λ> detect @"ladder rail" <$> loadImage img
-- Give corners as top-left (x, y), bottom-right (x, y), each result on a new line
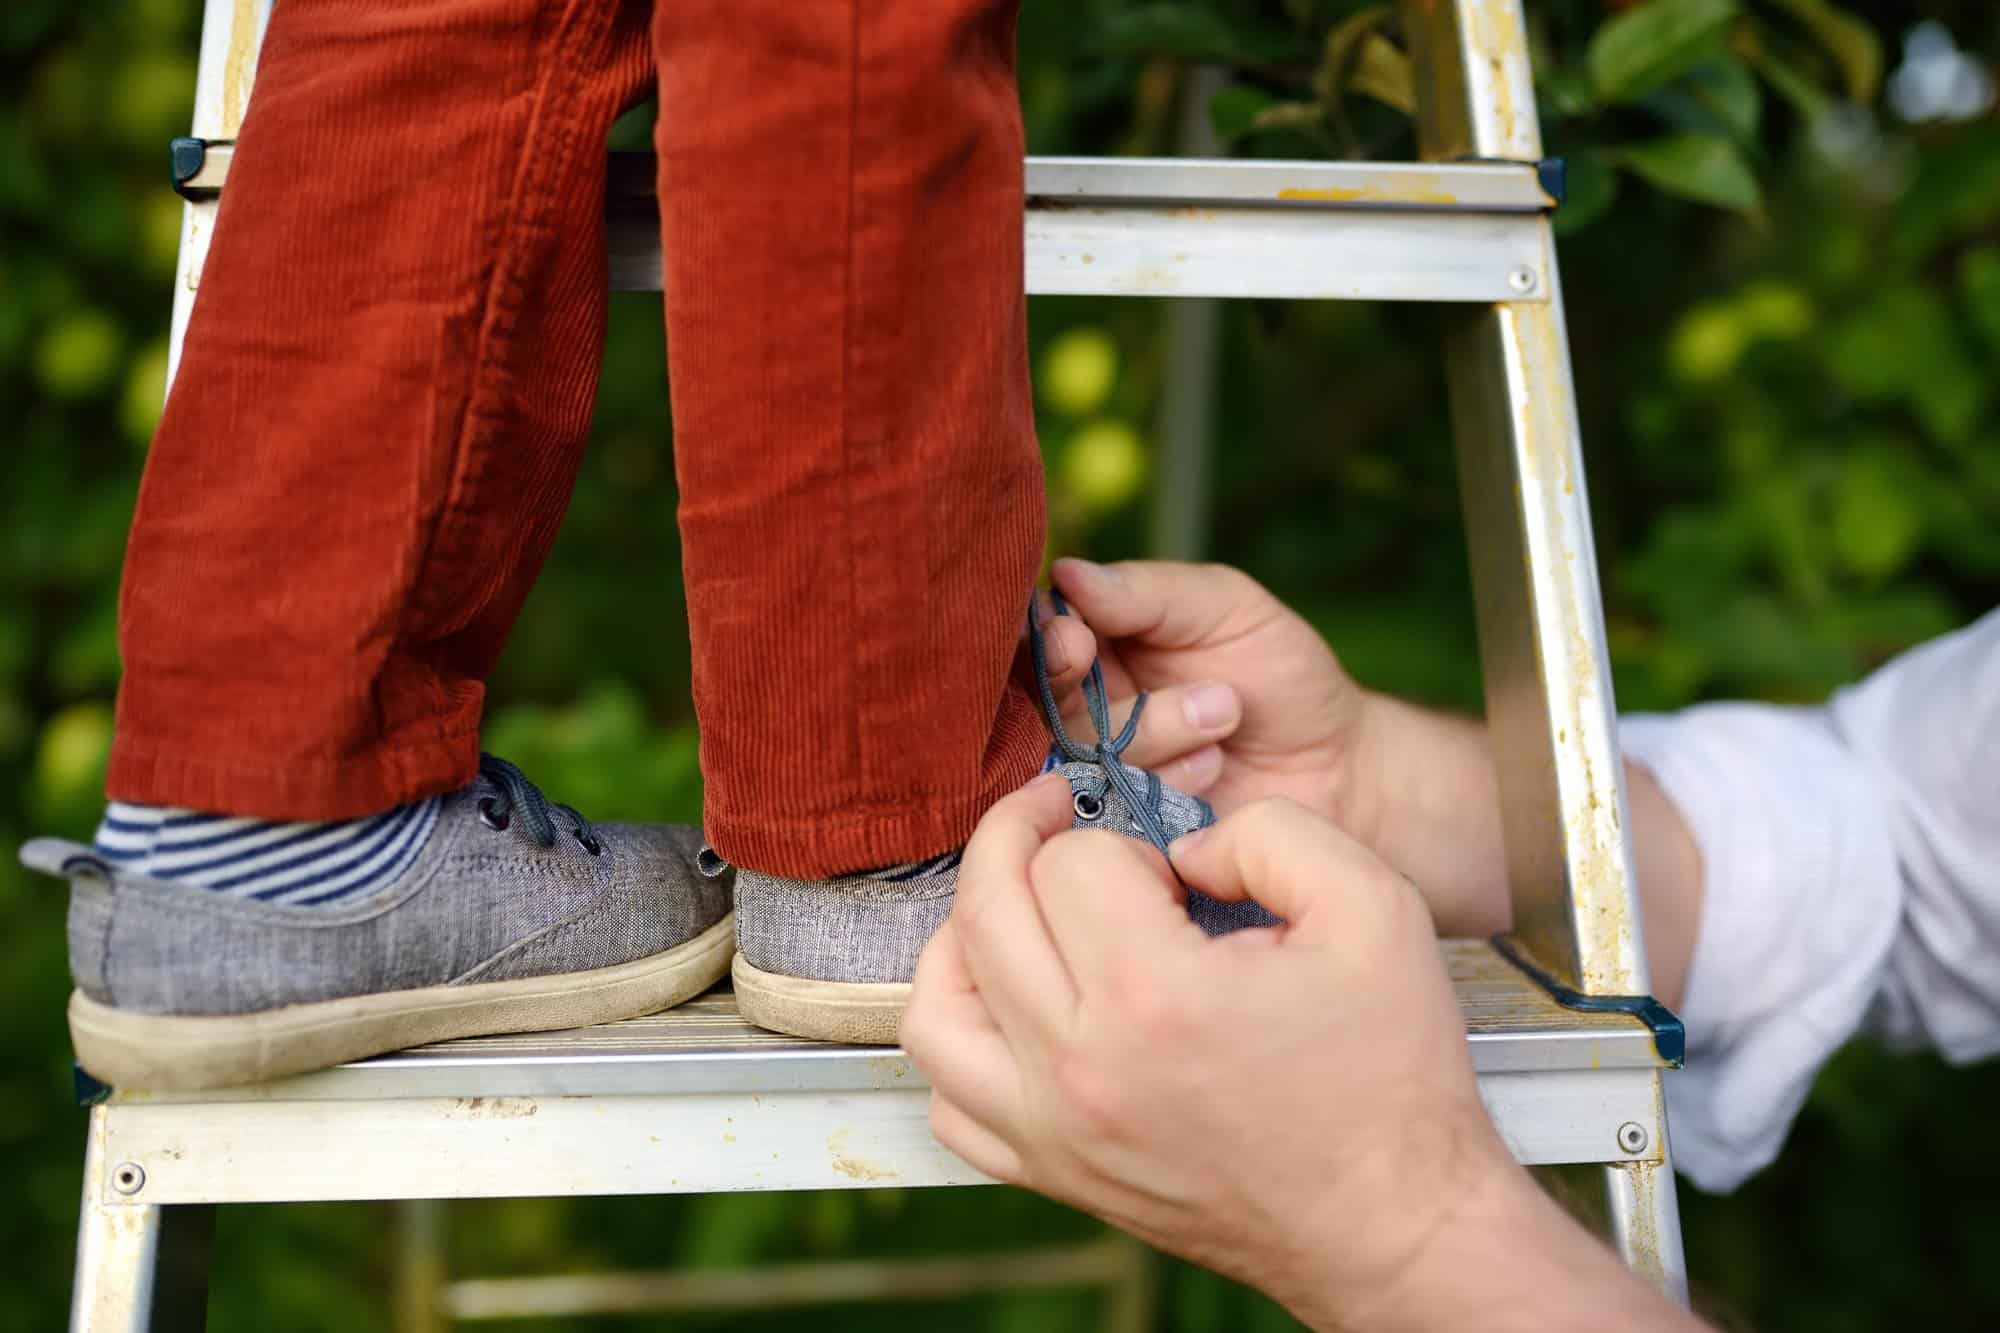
top-left (1402, 0), bottom-right (1688, 1299)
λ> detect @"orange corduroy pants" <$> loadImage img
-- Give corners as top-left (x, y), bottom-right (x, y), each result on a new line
top-left (105, 0), bottom-right (1049, 878)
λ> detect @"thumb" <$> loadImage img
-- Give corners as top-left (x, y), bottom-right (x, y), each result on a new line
top-left (1051, 557), bottom-right (1256, 647)
top-left (1169, 797), bottom-right (1411, 936)
top-left (959, 770), bottom-right (1079, 891)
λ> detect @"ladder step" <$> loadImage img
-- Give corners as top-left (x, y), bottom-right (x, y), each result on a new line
top-left (88, 942), bottom-right (1665, 1207)
top-left (173, 142), bottom-right (1555, 304)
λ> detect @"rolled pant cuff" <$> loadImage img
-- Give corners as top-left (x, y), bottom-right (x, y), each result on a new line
top-left (704, 725), bottom-right (1047, 880)
top-left (104, 732), bottom-right (481, 822)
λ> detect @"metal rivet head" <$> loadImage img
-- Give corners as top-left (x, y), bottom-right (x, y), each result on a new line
top-left (1507, 266), bottom-right (1538, 294)
top-left (1073, 791), bottom-right (1104, 821)
top-left (111, 1163), bottom-right (146, 1195)
top-left (1616, 1122), bottom-right (1649, 1155)
top-left (477, 798), bottom-right (510, 832)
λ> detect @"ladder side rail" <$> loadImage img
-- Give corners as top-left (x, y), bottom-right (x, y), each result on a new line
top-left (1400, 0), bottom-right (1650, 1004)
top-left (167, 0), bottom-right (273, 386)
top-left (1400, 0), bottom-right (1689, 1302)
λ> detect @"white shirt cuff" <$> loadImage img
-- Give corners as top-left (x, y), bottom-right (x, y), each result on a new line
top-left (1619, 705), bottom-right (1901, 1193)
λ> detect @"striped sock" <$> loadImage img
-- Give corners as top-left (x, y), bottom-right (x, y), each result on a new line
top-left (92, 799), bottom-right (444, 907)
top-left (861, 849), bottom-right (964, 881)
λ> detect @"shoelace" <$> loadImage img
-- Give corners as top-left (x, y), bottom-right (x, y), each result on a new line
top-left (1026, 589), bottom-right (1178, 861)
top-left (475, 753), bottom-right (602, 856)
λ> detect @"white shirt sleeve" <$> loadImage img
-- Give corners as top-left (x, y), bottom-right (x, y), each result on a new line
top-left (1617, 608), bottom-right (2000, 1194)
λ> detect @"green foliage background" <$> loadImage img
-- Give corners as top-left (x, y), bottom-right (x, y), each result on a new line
top-left (4, 0), bottom-right (1999, 1328)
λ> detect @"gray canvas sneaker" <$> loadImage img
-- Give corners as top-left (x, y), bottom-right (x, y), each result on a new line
top-left (729, 592), bottom-right (1278, 1044)
top-left (19, 755), bottom-right (735, 1090)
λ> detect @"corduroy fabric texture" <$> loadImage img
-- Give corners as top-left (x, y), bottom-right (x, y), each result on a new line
top-left (60, 775), bottom-right (732, 1017)
top-left (106, 0), bottom-right (1048, 880)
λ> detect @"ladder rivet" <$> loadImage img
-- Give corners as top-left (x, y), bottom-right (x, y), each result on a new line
top-left (1507, 266), bottom-right (1538, 294)
top-left (111, 1163), bottom-right (147, 1195)
top-left (1616, 1122), bottom-right (1648, 1155)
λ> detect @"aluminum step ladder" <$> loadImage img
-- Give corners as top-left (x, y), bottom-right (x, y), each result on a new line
top-left (74, 0), bottom-right (1688, 1326)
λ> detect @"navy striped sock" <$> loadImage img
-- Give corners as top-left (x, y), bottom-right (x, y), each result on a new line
top-left (92, 799), bottom-right (443, 907)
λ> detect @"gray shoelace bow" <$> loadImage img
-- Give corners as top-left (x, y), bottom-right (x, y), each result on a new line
top-left (1026, 589), bottom-right (1179, 861)
top-left (476, 754), bottom-right (602, 855)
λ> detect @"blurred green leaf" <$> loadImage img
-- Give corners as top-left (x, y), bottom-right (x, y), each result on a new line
top-left (1346, 33), bottom-right (1412, 114)
top-left (119, 337), bottom-right (169, 445)
top-left (1614, 132), bottom-right (1762, 213)
top-left (1248, 100), bottom-right (1329, 136)
top-left (1061, 419), bottom-right (1148, 514)
top-left (32, 308), bottom-right (124, 399)
top-left (1684, 56), bottom-right (1763, 141)
top-left (1091, 5), bottom-right (1311, 65)
top-left (1765, 0), bottom-right (1882, 103)
top-left (1959, 247), bottom-right (2000, 353)
top-left (1588, 0), bottom-right (1739, 103)
top-left (31, 700), bottom-right (113, 830)
top-left (1039, 327), bottom-right (1119, 417)
top-left (1832, 445), bottom-right (1926, 581)
top-left (1312, 4), bottom-right (1390, 101)
top-left (1207, 82), bottom-right (1276, 139)
top-left (1740, 26), bottom-right (1834, 122)
top-left (1668, 301), bottom-right (1749, 382)
top-left (1825, 285), bottom-right (1987, 444)
top-left (1551, 150), bottom-right (1618, 235)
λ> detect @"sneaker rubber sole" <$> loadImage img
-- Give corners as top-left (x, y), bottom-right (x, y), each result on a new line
top-left (730, 952), bottom-right (909, 1045)
top-left (68, 912), bottom-right (736, 1091)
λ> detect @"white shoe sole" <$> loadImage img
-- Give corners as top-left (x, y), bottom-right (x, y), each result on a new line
top-left (730, 952), bottom-right (909, 1045)
top-left (68, 912), bottom-right (737, 1091)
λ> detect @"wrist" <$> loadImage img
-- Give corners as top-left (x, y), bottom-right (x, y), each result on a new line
top-left (1330, 692), bottom-right (1511, 937)
top-left (1324, 685), bottom-right (1392, 843)
top-left (1280, 1111), bottom-right (1529, 1332)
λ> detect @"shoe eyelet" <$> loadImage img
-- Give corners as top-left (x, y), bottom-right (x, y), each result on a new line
top-left (477, 798), bottom-right (511, 832)
top-left (1073, 791), bottom-right (1104, 821)
top-left (575, 831), bottom-right (603, 857)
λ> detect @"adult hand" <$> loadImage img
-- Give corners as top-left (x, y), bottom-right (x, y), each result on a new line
top-left (1034, 557), bottom-right (1706, 998)
top-left (902, 778), bottom-right (1702, 1333)
top-left (1034, 558), bottom-right (1366, 824)
top-left (903, 777), bottom-right (1508, 1327)
top-left (1036, 558), bottom-right (1514, 937)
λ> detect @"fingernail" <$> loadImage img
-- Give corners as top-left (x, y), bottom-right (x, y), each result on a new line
top-left (1171, 827), bottom-right (1207, 853)
top-left (1042, 624), bottom-right (1071, 673)
top-left (1182, 682), bottom-right (1237, 733)
top-left (1175, 744), bottom-right (1223, 789)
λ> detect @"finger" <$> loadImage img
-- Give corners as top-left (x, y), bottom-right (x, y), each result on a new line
top-left (1156, 743), bottom-right (1224, 795)
top-left (1028, 830), bottom-right (1204, 992)
top-left (1052, 557), bottom-right (1266, 649)
top-left (903, 923), bottom-right (1032, 1138)
top-left (1034, 615), bottom-right (1097, 697)
top-left (1168, 797), bottom-right (1409, 937)
top-left (1059, 679), bottom-right (1241, 766)
top-left (1034, 597), bottom-right (1143, 705)
top-left (928, 1092), bottom-right (1024, 1183)
top-left (951, 772), bottom-right (1083, 1036)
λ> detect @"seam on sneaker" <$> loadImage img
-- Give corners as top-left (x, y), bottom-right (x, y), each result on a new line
top-left (99, 880), bottom-right (119, 1009)
top-left (449, 898), bottom-right (618, 986)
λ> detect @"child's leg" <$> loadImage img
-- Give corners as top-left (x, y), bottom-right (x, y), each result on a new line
top-left (46, 0), bottom-right (740, 1092)
top-left (654, 0), bottom-right (1049, 882)
top-left (109, 0), bottom-right (655, 819)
